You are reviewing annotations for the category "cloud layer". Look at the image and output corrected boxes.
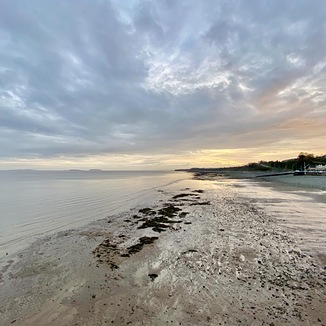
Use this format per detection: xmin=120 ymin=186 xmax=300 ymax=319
xmin=0 ymin=0 xmax=325 ymax=168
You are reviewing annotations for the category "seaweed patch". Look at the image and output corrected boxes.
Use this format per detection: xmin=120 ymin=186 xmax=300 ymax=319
xmin=94 ymin=189 xmax=205 ymax=269
xmin=127 ymin=236 xmax=159 ymax=255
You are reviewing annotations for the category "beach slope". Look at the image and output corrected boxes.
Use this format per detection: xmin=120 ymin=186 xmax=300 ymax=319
xmin=0 ymin=177 xmax=325 ymax=325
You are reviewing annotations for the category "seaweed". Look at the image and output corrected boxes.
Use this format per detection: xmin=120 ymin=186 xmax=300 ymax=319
xmin=172 ymin=193 xmax=196 ymax=200
xmin=127 ymin=236 xmax=158 ymax=255
xmin=139 ymin=208 xmax=156 ymax=215
xmin=157 ymin=204 xmax=181 ymax=217
xmin=137 ymin=215 xmax=182 ymax=232
xmin=193 ymin=189 xmax=204 ymax=193
xmin=189 ymin=201 xmax=210 ymax=206
xmin=179 ymin=212 xmax=189 ymax=218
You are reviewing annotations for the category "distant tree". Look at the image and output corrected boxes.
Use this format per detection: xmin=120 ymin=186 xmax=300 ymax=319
xmin=315 ymin=154 xmax=326 ymax=165
xmin=239 ymin=152 xmax=325 ymax=171
xmin=296 ymin=152 xmax=315 ymax=169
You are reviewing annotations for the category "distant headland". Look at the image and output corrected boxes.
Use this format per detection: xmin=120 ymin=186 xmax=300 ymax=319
xmin=176 ymin=152 xmax=326 ymax=175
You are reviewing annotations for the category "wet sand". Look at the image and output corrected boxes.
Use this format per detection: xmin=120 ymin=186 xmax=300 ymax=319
xmin=0 ymin=176 xmax=325 ymax=325
xmin=259 ymin=174 xmax=326 ymax=191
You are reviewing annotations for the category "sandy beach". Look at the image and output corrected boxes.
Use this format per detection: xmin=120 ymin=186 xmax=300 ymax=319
xmin=258 ymin=174 xmax=326 ymax=191
xmin=0 ymin=174 xmax=325 ymax=325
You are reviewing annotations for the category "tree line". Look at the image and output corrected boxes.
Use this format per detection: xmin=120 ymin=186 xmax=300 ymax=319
xmin=247 ymin=152 xmax=326 ymax=171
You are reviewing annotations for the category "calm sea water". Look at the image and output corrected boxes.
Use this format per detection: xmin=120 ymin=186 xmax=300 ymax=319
xmin=0 ymin=170 xmax=188 ymax=254
xmin=1 ymin=171 xmax=325 ymax=257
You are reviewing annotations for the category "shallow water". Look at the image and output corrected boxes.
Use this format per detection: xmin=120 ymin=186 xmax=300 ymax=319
xmin=0 ymin=170 xmax=188 ymax=255
xmin=225 ymin=178 xmax=326 ymax=254
xmin=1 ymin=171 xmax=325 ymax=258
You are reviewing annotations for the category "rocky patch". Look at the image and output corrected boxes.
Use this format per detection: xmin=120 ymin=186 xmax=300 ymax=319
xmin=92 ymin=190 xmax=205 ymax=269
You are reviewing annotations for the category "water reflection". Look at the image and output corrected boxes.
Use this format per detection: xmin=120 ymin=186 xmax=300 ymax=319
xmin=229 ymin=178 xmax=326 ymax=253
xmin=0 ymin=171 xmax=188 ymax=255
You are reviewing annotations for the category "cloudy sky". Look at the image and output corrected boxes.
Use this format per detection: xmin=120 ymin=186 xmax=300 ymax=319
xmin=0 ymin=0 xmax=325 ymax=170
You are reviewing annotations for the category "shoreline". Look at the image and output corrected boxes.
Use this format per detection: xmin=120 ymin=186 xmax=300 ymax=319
xmin=0 ymin=174 xmax=325 ymax=325
xmin=210 ymin=170 xmax=326 ymax=191
xmin=255 ymin=174 xmax=326 ymax=191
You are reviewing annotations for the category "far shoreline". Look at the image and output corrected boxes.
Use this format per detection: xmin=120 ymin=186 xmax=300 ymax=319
xmin=181 ymin=168 xmax=326 ymax=191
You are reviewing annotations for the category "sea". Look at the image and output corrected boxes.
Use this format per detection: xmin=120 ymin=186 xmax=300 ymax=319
xmin=0 ymin=170 xmax=188 ymax=255
xmin=1 ymin=170 xmax=325 ymax=258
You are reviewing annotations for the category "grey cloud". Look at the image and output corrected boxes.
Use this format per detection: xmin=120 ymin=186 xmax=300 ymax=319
xmin=0 ymin=0 xmax=325 ymax=162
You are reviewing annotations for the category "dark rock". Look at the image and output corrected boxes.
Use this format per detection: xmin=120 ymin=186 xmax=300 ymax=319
xmin=148 ymin=273 xmax=158 ymax=281
xmin=110 ymin=263 xmax=119 ymax=270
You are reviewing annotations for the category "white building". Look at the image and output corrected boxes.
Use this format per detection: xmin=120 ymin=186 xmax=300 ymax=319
xmin=307 ymin=165 xmax=326 ymax=173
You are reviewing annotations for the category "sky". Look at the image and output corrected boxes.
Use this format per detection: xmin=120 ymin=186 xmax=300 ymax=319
xmin=0 ymin=0 xmax=325 ymax=170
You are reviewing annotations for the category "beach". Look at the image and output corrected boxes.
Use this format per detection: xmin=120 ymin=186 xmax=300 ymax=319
xmin=258 ymin=174 xmax=326 ymax=191
xmin=0 ymin=173 xmax=325 ymax=325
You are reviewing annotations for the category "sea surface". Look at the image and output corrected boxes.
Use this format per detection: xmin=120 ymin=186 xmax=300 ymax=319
xmin=0 ymin=170 xmax=188 ymax=255
xmin=1 ymin=170 xmax=325 ymax=258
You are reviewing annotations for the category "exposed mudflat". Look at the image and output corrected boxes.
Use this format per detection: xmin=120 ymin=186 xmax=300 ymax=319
xmin=0 ymin=177 xmax=325 ymax=325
